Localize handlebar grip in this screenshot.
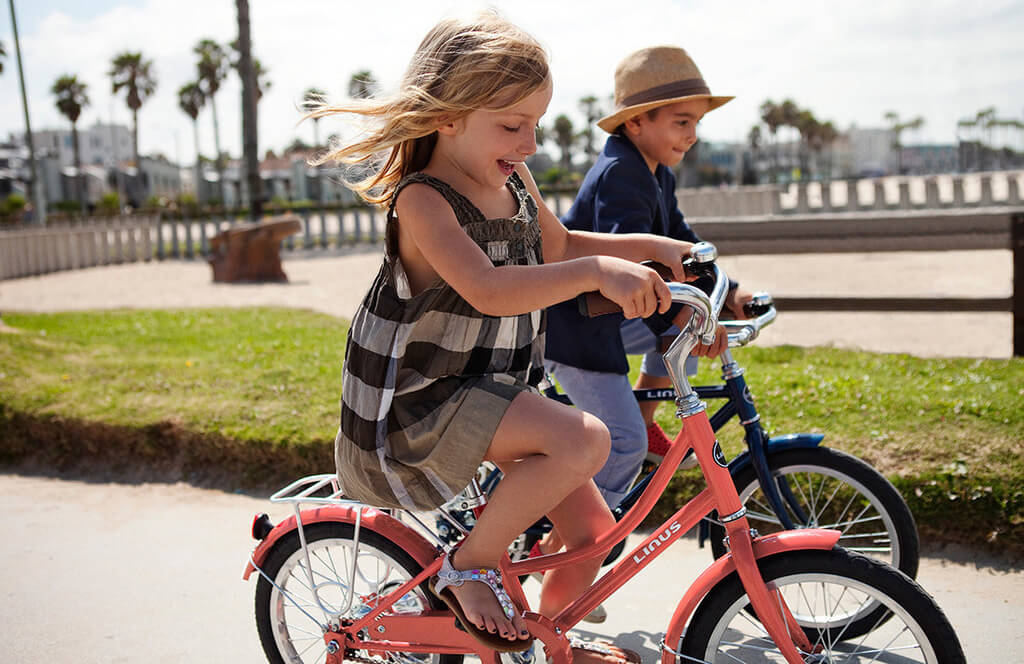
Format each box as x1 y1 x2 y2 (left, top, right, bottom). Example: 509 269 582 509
578 291 621 317
742 292 774 318
577 259 677 318
575 248 719 319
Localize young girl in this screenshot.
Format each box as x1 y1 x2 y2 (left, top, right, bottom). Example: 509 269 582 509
313 12 694 661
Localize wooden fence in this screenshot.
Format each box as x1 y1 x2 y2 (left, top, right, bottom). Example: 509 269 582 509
1 184 1021 355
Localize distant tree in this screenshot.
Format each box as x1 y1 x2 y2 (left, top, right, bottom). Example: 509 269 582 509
177 82 206 205
535 124 547 148
284 137 312 153
746 125 762 182
0 39 6 76
194 39 230 201
794 109 819 179
301 87 327 147
301 87 328 204
552 114 575 170
348 70 377 99
228 39 271 102
52 75 90 211
109 52 157 169
577 95 603 164
884 111 925 174
236 0 261 219
759 100 785 181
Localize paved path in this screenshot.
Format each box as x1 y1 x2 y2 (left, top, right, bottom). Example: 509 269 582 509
0 247 1014 358
2 473 1019 664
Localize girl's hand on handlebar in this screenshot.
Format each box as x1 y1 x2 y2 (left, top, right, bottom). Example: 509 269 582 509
596 256 672 319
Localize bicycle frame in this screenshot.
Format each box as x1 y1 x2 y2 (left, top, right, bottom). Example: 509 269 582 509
246 404 839 664
246 268 839 664
537 345 825 536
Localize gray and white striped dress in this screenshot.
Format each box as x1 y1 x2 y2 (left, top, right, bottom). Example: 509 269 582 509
335 172 546 510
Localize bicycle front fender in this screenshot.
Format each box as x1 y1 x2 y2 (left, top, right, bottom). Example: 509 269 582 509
242 505 438 580
661 528 840 663
727 432 825 477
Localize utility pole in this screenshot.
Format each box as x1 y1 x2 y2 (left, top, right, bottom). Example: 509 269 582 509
9 0 46 224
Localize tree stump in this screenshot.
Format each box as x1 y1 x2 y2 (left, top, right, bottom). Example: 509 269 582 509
207 215 302 282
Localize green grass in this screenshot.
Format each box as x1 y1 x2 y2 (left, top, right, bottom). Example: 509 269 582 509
0 308 345 443
1 308 1022 552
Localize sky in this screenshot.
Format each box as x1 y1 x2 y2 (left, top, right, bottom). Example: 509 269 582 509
2 0 1023 166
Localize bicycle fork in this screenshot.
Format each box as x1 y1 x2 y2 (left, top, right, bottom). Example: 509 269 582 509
682 413 816 664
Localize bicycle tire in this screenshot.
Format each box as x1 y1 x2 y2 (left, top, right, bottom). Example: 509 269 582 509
708 446 919 638
677 547 965 663
254 522 464 664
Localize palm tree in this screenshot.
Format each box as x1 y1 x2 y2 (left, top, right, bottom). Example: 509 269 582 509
348 70 377 99
552 114 575 171
794 109 818 179
302 87 327 204
52 74 90 211
884 111 925 174
194 38 230 204
816 121 839 179
228 39 271 103
109 52 157 173
746 125 762 183
253 59 271 102
178 82 206 206
578 95 602 165
236 0 261 219
778 99 800 178
759 100 784 181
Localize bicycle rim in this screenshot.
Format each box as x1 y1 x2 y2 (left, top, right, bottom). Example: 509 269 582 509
680 550 964 663
256 524 457 664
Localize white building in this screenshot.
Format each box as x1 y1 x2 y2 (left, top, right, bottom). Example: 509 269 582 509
27 122 133 169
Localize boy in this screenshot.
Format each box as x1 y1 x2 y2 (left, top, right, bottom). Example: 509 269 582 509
545 46 754 511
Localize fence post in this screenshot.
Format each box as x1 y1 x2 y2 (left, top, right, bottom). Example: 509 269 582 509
1013 212 1024 357
352 208 362 244
156 217 165 260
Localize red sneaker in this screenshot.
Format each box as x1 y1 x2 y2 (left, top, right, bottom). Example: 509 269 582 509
646 422 673 463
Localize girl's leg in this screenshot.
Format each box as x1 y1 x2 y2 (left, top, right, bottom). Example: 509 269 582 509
447 391 611 641
536 479 615 616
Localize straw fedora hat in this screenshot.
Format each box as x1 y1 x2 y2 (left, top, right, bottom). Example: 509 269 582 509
597 46 733 133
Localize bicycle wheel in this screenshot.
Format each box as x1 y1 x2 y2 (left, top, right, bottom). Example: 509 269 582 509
708 446 919 636
677 548 964 663
254 522 463 664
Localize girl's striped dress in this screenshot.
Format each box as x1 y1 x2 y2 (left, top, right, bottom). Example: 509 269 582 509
335 172 545 510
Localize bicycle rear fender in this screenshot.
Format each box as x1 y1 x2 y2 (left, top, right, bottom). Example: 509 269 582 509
661 528 840 663
727 432 825 476
242 505 438 580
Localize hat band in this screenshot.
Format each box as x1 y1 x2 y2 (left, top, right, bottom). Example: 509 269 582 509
620 77 710 108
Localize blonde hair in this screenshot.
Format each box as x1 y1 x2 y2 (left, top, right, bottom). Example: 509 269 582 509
307 11 549 206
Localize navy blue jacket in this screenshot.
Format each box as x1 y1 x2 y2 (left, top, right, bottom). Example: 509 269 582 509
544 134 702 374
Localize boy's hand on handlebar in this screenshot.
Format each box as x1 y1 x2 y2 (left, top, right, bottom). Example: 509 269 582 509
723 287 755 320
691 324 728 358
649 238 697 283
596 256 672 319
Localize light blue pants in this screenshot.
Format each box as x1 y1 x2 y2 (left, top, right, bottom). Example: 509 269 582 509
545 318 697 508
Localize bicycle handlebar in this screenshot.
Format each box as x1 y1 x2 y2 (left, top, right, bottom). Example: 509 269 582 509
721 292 776 347
577 241 720 320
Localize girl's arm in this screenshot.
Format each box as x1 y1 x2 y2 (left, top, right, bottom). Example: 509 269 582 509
515 165 694 282
394 180 671 319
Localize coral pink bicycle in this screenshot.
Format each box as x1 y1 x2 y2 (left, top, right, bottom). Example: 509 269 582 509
244 248 964 663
